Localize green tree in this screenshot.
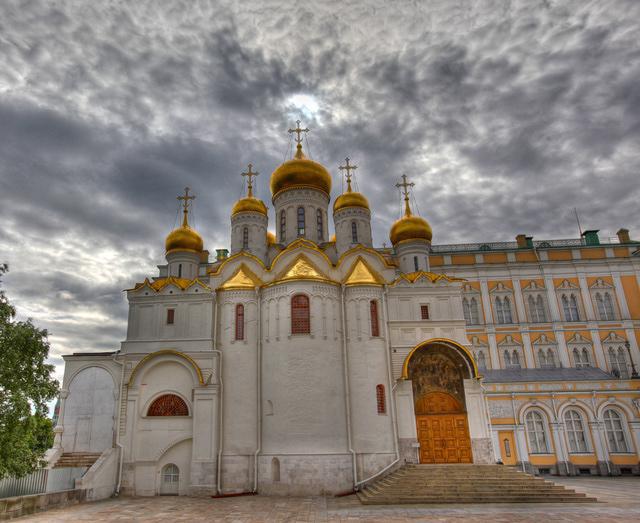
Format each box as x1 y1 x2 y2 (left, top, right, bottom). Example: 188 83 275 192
0 264 59 479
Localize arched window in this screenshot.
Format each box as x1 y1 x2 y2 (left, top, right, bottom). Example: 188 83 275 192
525 410 549 454
503 349 511 366
564 410 588 453
562 294 580 321
178 263 182 278
297 207 305 236
597 292 615 320
538 348 547 367
529 295 546 322
463 298 471 324
495 297 513 324
235 304 244 341
280 210 286 241
317 209 323 240
603 409 629 453
376 384 386 414
162 464 179 487
291 294 310 334
539 348 556 368
351 221 358 243
470 297 480 324
477 351 486 370
370 300 380 337
148 394 189 416
242 227 249 250
573 347 591 368
603 293 615 319
413 256 419 272
609 347 628 378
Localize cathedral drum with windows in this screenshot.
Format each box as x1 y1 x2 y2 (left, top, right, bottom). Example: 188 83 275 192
51 124 640 499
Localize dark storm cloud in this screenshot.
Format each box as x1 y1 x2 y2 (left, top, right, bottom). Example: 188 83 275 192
1 0 639 377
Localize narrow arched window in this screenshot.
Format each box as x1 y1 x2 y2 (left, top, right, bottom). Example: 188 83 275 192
462 298 471 324
599 292 615 320
413 256 419 272
536 295 546 322
297 207 305 236
291 294 310 334
604 293 615 319
546 348 556 368
178 263 182 278
511 350 520 368
370 300 380 337
148 394 189 416
470 297 480 324
538 348 546 367
564 410 588 453
603 409 629 453
351 221 358 243
525 410 549 453
280 210 286 241
235 304 244 340
569 295 580 321
477 351 486 370
376 384 386 414
317 209 323 240
609 347 628 378
242 227 249 250
503 349 511 366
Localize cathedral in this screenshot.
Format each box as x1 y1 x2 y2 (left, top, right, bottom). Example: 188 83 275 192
50 124 640 498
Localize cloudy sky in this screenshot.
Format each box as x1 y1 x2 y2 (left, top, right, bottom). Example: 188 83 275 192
1 0 639 384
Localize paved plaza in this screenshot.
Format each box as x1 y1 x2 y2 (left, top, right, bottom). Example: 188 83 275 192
15 477 640 522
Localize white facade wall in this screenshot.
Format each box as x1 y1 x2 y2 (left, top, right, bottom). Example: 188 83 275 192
334 207 372 255
395 240 431 273
273 188 330 245
230 212 268 262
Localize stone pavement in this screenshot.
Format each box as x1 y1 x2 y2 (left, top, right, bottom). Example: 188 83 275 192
14 477 640 522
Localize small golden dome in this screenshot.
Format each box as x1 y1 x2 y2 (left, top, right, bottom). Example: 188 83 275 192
267 231 276 244
333 189 369 213
270 144 332 199
330 233 336 242
232 196 267 216
166 225 204 254
390 214 432 245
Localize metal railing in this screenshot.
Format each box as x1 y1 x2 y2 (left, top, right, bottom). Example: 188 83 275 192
0 467 87 499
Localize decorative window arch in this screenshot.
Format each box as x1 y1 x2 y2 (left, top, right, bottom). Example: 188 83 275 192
537 347 557 368
495 296 513 324
370 300 380 337
235 304 245 341
572 347 592 368
596 292 616 321
528 294 547 323
351 221 358 243
564 409 589 453
503 349 520 368
297 207 305 236
603 409 630 453
162 463 179 484
376 384 386 414
147 394 189 416
525 410 550 454
317 209 324 240
280 210 286 241
561 294 580 322
291 294 310 334
242 227 249 250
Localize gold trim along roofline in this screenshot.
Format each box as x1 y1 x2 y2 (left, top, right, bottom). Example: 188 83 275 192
391 271 466 286
271 184 331 202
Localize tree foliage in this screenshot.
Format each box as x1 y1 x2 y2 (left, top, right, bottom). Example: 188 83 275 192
0 265 59 479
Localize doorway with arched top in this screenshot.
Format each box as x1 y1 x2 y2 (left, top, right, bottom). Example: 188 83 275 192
406 341 474 464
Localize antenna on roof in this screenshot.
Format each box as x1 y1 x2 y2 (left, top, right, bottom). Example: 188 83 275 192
573 207 583 238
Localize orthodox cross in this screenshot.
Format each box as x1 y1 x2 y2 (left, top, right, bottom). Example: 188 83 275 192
288 120 309 144
339 157 358 191
177 187 196 226
395 174 414 216
241 163 259 197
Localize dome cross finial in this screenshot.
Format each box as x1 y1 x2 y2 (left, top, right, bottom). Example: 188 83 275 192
241 163 259 198
288 120 310 158
339 157 358 192
177 187 196 226
395 174 415 217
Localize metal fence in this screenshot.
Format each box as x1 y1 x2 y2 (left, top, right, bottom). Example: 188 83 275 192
0 467 87 499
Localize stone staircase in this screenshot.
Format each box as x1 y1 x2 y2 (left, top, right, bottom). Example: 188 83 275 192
53 452 102 469
358 464 598 504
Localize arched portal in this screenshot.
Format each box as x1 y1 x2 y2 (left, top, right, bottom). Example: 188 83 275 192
407 341 473 464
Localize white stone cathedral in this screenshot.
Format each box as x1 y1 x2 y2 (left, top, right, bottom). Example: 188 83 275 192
50 125 498 498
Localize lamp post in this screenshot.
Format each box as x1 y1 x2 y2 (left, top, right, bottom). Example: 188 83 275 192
625 341 639 379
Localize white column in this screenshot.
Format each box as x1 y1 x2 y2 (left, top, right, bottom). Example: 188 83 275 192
522 332 535 369
556 333 571 368
544 276 561 321
52 390 69 449
488 333 499 369
591 330 607 370
612 273 631 319
515 426 530 463
512 279 527 324
480 280 493 325
550 422 569 474
629 422 640 458
578 275 596 321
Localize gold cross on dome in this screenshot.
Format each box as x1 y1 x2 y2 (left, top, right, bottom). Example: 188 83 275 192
177 187 196 226
241 163 259 197
288 120 310 144
339 157 358 191
395 174 415 216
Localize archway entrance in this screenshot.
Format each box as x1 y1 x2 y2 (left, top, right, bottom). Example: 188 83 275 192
407 342 473 464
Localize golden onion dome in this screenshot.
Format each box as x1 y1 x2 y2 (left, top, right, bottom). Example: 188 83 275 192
333 182 370 213
231 196 267 216
330 233 336 242
270 144 332 199
267 231 276 244
165 224 204 254
390 214 432 245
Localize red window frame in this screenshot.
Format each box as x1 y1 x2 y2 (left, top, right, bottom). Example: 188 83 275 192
166 308 175 324
376 384 386 414
291 294 310 334
147 394 189 416
370 300 380 337
235 304 245 340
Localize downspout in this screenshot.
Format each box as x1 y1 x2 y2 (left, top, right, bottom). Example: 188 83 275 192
213 294 224 495
355 284 400 488
340 284 358 489
511 393 526 473
253 287 262 493
112 351 125 496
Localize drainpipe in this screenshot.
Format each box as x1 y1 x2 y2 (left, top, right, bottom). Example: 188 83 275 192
355 284 400 489
253 288 262 493
340 284 358 488
213 294 224 495
511 393 526 473
112 351 125 496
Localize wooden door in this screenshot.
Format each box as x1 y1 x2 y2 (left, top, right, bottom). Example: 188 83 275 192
498 430 518 465
417 414 472 463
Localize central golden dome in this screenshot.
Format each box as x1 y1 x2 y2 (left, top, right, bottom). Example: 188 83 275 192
166 224 204 254
232 196 267 216
270 144 332 199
